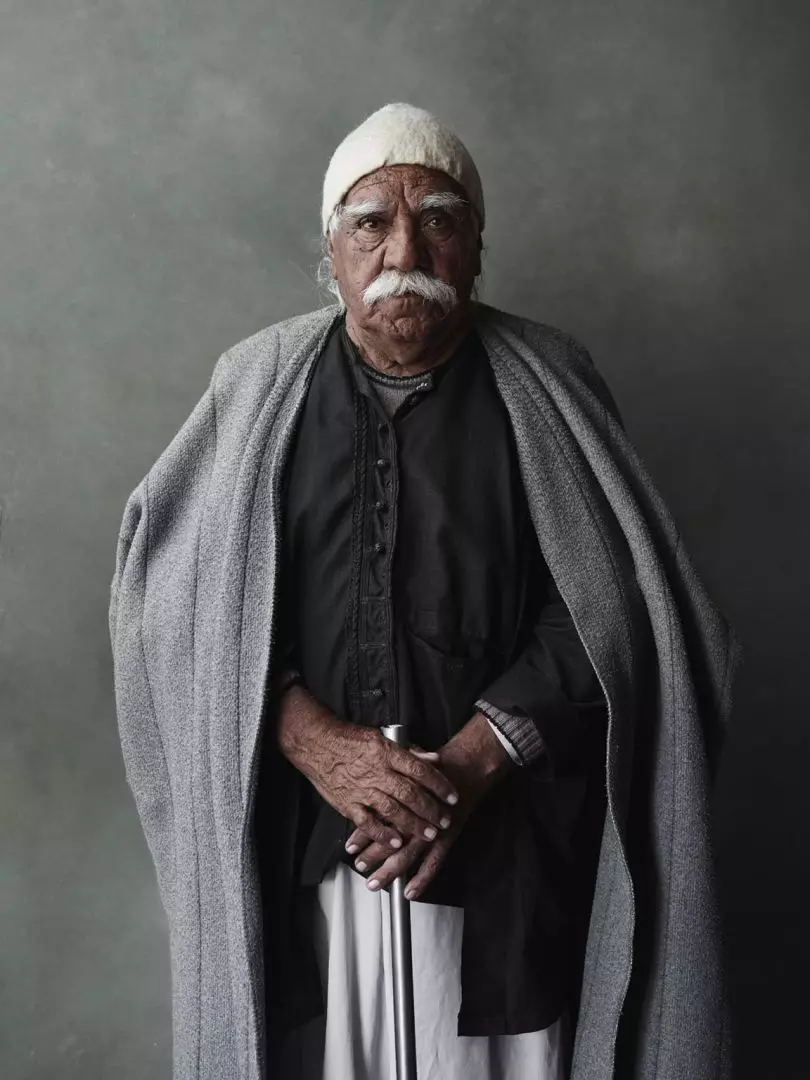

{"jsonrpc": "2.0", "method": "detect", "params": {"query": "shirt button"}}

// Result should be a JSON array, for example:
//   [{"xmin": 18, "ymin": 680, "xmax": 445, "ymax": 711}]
[
  {"xmin": 374, "ymin": 457, "xmax": 389, "ymax": 468},
  {"xmin": 373, "ymin": 500, "xmax": 387, "ymax": 511}
]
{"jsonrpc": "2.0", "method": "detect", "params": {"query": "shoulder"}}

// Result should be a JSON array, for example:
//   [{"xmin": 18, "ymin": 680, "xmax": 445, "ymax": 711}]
[
  {"xmin": 133, "ymin": 306, "xmax": 343, "ymax": 550},
  {"xmin": 472, "ymin": 301, "xmax": 596, "ymax": 376},
  {"xmin": 473, "ymin": 302, "xmax": 624, "ymax": 428},
  {"xmin": 211, "ymin": 304, "xmax": 342, "ymax": 397}
]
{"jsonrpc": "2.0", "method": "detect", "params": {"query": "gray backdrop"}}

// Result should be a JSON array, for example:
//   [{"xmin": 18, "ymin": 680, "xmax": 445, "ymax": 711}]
[{"xmin": 1, "ymin": 1, "xmax": 807, "ymax": 1077}]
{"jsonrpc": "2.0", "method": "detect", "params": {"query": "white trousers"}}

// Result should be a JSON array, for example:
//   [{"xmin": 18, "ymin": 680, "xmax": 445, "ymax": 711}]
[{"xmin": 273, "ymin": 860, "xmax": 571, "ymax": 1080}]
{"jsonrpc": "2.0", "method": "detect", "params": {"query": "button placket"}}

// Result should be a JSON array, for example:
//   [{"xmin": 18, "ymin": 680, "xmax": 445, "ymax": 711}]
[{"xmin": 356, "ymin": 419, "xmax": 397, "ymax": 727}]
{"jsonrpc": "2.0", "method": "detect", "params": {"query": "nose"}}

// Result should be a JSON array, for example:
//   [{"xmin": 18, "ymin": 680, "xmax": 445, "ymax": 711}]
[{"xmin": 382, "ymin": 213, "xmax": 426, "ymax": 274}]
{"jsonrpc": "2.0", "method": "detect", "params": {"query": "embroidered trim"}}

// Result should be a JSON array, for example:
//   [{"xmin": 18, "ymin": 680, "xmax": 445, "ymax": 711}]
[{"xmin": 344, "ymin": 383, "xmax": 367, "ymax": 722}]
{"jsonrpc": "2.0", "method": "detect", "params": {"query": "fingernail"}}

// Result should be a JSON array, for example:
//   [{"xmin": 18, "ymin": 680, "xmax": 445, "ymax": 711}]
[
  {"xmin": 446, "ymin": 793, "xmax": 458, "ymax": 805},
  {"xmin": 439, "ymin": 815, "xmax": 451, "ymax": 829},
  {"xmin": 404, "ymin": 887, "xmax": 416, "ymax": 900},
  {"xmin": 424, "ymin": 826, "xmax": 437, "ymax": 840},
  {"xmin": 355, "ymin": 861, "xmax": 367, "ymax": 872},
  {"xmin": 367, "ymin": 879, "xmax": 380, "ymax": 891},
  {"xmin": 390, "ymin": 837, "xmax": 402, "ymax": 848},
  {"xmin": 346, "ymin": 844, "xmax": 359, "ymax": 854}
]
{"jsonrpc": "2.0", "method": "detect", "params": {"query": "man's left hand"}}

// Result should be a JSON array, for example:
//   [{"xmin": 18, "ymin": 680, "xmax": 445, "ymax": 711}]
[{"xmin": 343, "ymin": 712, "xmax": 515, "ymax": 900}]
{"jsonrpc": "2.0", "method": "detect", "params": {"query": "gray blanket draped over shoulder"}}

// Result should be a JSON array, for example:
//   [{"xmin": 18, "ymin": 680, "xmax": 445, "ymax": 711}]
[{"xmin": 108, "ymin": 300, "xmax": 743, "ymax": 1080}]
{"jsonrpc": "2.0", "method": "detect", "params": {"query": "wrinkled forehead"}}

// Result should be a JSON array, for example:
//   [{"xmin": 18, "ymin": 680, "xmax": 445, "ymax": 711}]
[{"xmin": 342, "ymin": 163, "xmax": 471, "ymax": 210}]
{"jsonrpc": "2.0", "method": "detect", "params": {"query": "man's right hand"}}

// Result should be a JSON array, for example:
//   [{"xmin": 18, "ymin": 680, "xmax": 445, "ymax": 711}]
[{"xmin": 275, "ymin": 683, "xmax": 459, "ymax": 850}]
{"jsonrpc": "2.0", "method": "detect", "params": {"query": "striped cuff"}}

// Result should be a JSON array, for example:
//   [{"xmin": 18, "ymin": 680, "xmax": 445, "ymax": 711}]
[
  {"xmin": 475, "ymin": 699, "xmax": 546, "ymax": 766},
  {"xmin": 483, "ymin": 716, "xmax": 523, "ymax": 766}
]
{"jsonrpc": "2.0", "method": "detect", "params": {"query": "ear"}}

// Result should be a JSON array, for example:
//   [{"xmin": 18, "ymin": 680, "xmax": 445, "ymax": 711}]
[
  {"xmin": 472, "ymin": 235, "xmax": 482, "ymax": 277},
  {"xmin": 326, "ymin": 234, "xmax": 339, "ymax": 278}
]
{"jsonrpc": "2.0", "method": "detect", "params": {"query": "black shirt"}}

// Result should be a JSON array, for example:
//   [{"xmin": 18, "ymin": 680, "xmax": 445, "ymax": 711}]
[{"xmin": 258, "ymin": 315, "xmax": 608, "ymax": 1042}]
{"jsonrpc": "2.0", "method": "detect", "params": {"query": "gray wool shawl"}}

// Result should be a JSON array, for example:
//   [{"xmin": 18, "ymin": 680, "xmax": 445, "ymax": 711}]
[{"xmin": 108, "ymin": 301, "xmax": 743, "ymax": 1080}]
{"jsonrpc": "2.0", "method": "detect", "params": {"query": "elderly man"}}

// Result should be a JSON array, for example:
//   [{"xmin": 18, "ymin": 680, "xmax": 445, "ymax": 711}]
[{"xmin": 108, "ymin": 104, "xmax": 742, "ymax": 1080}]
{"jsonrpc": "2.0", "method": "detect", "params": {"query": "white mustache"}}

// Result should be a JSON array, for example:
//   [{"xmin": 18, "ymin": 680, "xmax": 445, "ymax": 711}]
[{"xmin": 362, "ymin": 269, "xmax": 459, "ymax": 311}]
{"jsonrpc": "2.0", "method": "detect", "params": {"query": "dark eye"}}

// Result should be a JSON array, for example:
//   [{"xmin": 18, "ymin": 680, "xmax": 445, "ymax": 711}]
[
  {"xmin": 358, "ymin": 215, "xmax": 383, "ymax": 231},
  {"xmin": 423, "ymin": 212, "xmax": 454, "ymax": 232}
]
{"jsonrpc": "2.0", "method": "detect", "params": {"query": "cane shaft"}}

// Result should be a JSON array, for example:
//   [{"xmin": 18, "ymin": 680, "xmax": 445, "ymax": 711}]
[{"xmin": 380, "ymin": 724, "xmax": 418, "ymax": 1080}]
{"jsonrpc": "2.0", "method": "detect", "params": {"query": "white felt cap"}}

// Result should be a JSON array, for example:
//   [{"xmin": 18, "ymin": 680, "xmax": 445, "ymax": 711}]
[{"xmin": 321, "ymin": 103, "xmax": 485, "ymax": 235}]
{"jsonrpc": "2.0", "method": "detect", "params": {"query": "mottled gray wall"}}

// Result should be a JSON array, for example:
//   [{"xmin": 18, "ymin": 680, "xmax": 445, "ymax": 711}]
[{"xmin": 1, "ymin": 1, "xmax": 807, "ymax": 1077}]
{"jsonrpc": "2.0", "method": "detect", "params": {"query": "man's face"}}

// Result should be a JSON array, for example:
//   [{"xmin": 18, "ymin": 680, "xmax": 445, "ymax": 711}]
[{"xmin": 327, "ymin": 164, "xmax": 482, "ymax": 346}]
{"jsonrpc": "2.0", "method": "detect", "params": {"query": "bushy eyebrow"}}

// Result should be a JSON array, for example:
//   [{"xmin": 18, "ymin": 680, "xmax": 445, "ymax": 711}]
[
  {"xmin": 338, "ymin": 192, "xmax": 470, "ymax": 226},
  {"xmin": 417, "ymin": 192, "xmax": 470, "ymax": 215},
  {"xmin": 338, "ymin": 199, "xmax": 390, "ymax": 224}
]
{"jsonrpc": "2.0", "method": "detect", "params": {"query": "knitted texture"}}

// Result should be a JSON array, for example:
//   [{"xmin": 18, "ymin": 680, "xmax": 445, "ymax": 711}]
[
  {"xmin": 475, "ymin": 698, "xmax": 545, "ymax": 765},
  {"xmin": 109, "ymin": 300, "xmax": 742, "ymax": 1079},
  {"xmin": 321, "ymin": 103, "xmax": 485, "ymax": 234}
]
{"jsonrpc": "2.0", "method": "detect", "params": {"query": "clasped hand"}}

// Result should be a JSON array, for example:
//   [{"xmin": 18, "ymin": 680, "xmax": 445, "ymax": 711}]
[
  {"xmin": 277, "ymin": 690, "xmax": 511, "ymax": 902},
  {"xmin": 343, "ymin": 740, "xmax": 477, "ymax": 900}
]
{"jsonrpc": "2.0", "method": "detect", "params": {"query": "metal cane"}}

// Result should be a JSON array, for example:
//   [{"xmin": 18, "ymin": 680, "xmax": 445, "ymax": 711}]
[{"xmin": 380, "ymin": 724, "xmax": 418, "ymax": 1080}]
